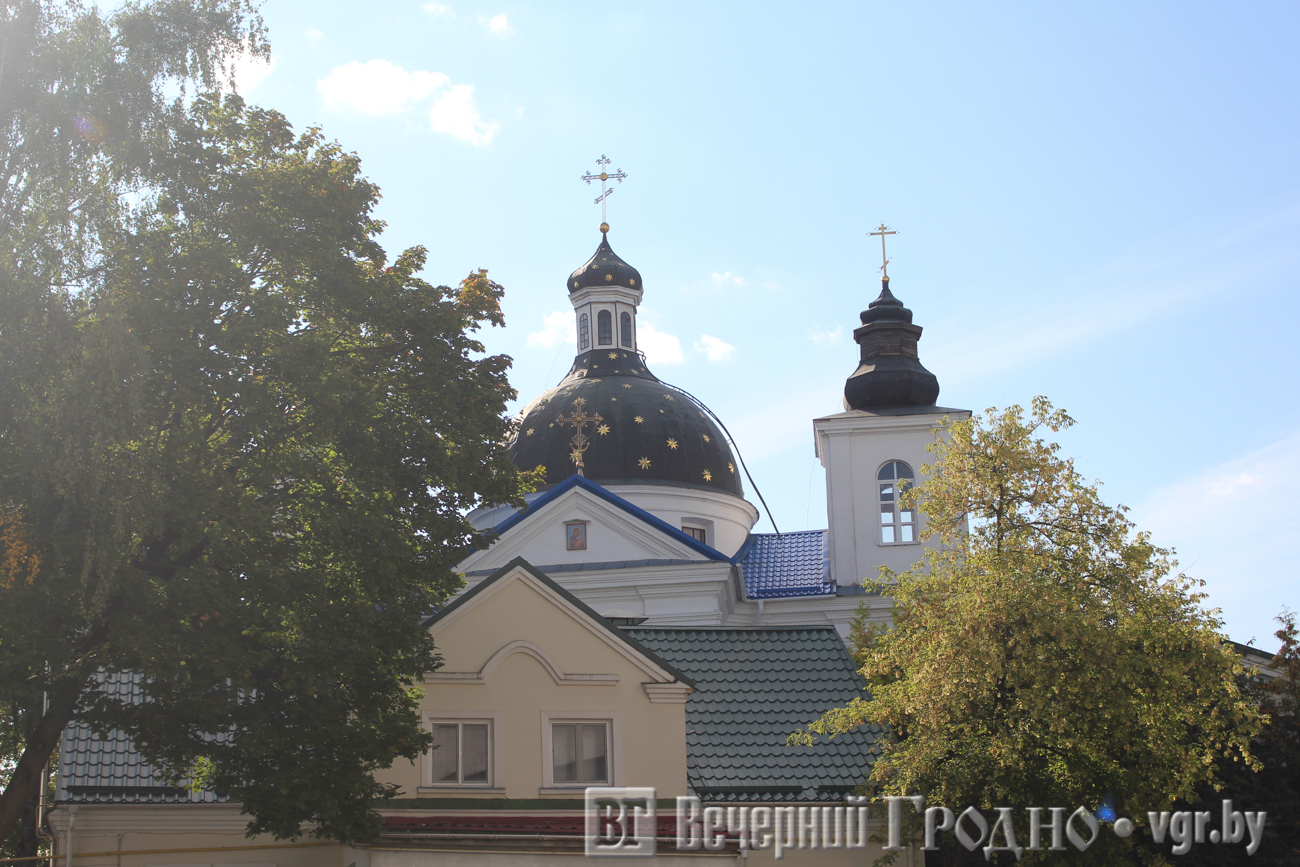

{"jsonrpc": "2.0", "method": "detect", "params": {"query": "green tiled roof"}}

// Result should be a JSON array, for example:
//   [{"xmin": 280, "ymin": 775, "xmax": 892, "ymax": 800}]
[{"xmin": 624, "ymin": 626, "xmax": 879, "ymax": 802}]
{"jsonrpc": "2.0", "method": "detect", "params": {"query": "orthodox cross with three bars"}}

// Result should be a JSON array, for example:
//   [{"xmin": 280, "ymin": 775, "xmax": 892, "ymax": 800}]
[
  {"xmin": 870, "ymin": 223, "xmax": 897, "ymax": 279},
  {"xmin": 581, "ymin": 155, "xmax": 628, "ymax": 227},
  {"xmin": 554, "ymin": 397, "xmax": 604, "ymax": 476}
]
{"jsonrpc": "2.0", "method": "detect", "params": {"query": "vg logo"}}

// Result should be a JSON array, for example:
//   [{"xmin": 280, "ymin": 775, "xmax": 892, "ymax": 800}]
[{"xmin": 584, "ymin": 787, "xmax": 657, "ymax": 857}]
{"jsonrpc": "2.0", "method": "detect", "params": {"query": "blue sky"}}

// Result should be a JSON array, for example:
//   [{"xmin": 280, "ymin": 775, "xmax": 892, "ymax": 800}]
[{"xmin": 230, "ymin": 1, "xmax": 1298, "ymax": 648}]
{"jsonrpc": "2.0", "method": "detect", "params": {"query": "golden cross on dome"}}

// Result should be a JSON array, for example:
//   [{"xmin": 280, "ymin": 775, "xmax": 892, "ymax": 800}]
[
  {"xmin": 581, "ymin": 155, "xmax": 628, "ymax": 230},
  {"xmin": 870, "ymin": 223, "xmax": 897, "ymax": 278},
  {"xmin": 554, "ymin": 399, "xmax": 604, "ymax": 476}
]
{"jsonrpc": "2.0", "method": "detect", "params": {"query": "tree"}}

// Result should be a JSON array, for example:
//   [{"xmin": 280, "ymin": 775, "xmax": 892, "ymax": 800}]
[
  {"xmin": 793, "ymin": 398, "xmax": 1262, "ymax": 864},
  {"xmin": 1, "ymin": 82, "xmax": 532, "ymax": 856},
  {"xmin": 1172, "ymin": 609, "xmax": 1299, "ymax": 866},
  {"xmin": 2, "ymin": 0, "xmax": 267, "ymax": 854}
]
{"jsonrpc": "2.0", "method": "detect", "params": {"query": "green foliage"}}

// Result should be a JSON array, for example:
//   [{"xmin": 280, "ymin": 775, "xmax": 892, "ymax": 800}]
[
  {"xmin": 1170, "ymin": 610, "xmax": 1300, "ymax": 866},
  {"xmin": 792, "ymin": 398, "xmax": 1262, "ymax": 863},
  {"xmin": 0, "ymin": 0, "xmax": 535, "ymax": 844}
]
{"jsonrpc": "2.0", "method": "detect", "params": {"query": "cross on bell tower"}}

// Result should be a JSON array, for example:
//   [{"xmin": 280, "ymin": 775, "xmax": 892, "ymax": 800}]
[{"xmin": 869, "ymin": 223, "xmax": 897, "ymax": 280}]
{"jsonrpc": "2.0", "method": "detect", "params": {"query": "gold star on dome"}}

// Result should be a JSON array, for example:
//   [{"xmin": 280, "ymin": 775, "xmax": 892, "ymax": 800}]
[
  {"xmin": 597, "ymin": 424, "xmax": 610, "ymax": 436},
  {"xmin": 549, "ymin": 423, "xmax": 555, "ymax": 428},
  {"xmin": 702, "ymin": 469, "xmax": 713, "ymax": 481},
  {"xmin": 609, "ymin": 352, "xmax": 619, "ymax": 359},
  {"xmin": 667, "ymin": 438, "xmax": 679, "ymax": 450},
  {"xmin": 663, "ymin": 394, "xmax": 674, "ymax": 401},
  {"xmin": 622, "ymin": 383, "xmax": 632, "ymax": 388},
  {"xmin": 634, "ymin": 416, "xmax": 644, "ymax": 424},
  {"xmin": 659, "ymin": 409, "xmax": 665, "ymax": 414},
  {"xmin": 638, "ymin": 457, "xmax": 651, "ymax": 469},
  {"xmin": 702, "ymin": 434, "xmax": 710, "ymax": 443},
  {"xmin": 728, "ymin": 462, "xmax": 735, "ymax": 473},
  {"xmin": 527, "ymin": 428, "xmax": 535, "ymax": 436},
  {"xmin": 605, "ymin": 274, "xmax": 614, "ymax": 281},
  {"xmin": 573, "ymin": 397, "xmax": 586, "ymax": 407},
  {"xmin": 629, "ymin": 278, "xmax": 636, "ymax": 285},
  {"xmin": 573, "ymin": 281, "xmax": 579, "ymax": 288},
  {"xmin": 610, "ymin": 397, "xmax": 617, "ymax": 401}
]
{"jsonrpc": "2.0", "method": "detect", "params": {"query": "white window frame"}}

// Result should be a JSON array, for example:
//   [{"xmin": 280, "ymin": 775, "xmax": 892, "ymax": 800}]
[
  {"xmin": 420, "ymin": 711, "xmax": 504, "ymax": 793},
  {"xmin": 539, "ymin": 710, "xmax": 622, "ymax": 794},
  {"xmin": 878, "ymin": 460, "xmax": 919, "ymax": 546}
]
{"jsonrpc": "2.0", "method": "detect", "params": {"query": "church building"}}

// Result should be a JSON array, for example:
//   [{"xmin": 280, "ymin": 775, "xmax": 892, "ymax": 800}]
[{"xmin": 49, "ymin": 215, "xmax": 967, "ymax": 866}]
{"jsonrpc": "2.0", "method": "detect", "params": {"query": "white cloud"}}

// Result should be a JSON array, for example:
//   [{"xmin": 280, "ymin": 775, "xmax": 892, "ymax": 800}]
[
  {"xmin": 694, "ymin": 334, "xmax": 735, "ymax": 362},
  {"xmin": 220, "ymin": 51, "xmax": 276, "ymax": 94},
  {"xmin": 429, "ymin": 84, "xmax": 500, "ymax": 146},
  {"xmin": 526, "ymin": 311, "xmax": 574, "ymax": 348},
  {"xmin": 710, "ymin": 271, "xmax": 746, "ymax": 288},
  {"xmin": 305, "ymin": 28, "xmax": 323, "ymax": 46},
  {"xmin": 1133, "ymin": 433, "xmax": 1300, "ymax": 646},
  {"xmin": 808, "ymin": 325, "xmax": 845, "ymax": 344},
  {"xmin": 318, "ymin": 60, "xmax": 448, "ymax": 116},
  {"xmin": 424, "ymin": 2, "xmax": 452, "ymax": 13},
  {"xmin": 483, "ymin": 13, "xmax": 512, "ymax": 33},
  {"xmin": 638, "ymin": 323, "xmax": 682, "ymax": 365},
  {"xmin": 317, "ymin": 61, "xmax": 498, "ymax": 146}
]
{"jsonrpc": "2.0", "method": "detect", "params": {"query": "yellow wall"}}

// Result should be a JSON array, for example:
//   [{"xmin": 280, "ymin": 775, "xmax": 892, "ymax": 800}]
[{"xmin": 377, "ymin": 568, "xmax": 690, "ymax": 798}]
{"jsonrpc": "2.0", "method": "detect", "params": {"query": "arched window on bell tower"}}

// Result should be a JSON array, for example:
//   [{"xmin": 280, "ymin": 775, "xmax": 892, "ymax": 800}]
[
  {"xmin": 878, "ymin": 460, "xmax": 916, "ymax": 544},
  {"xmin": 620, "ymin": 312, "xmax": 632, "ymax": 348},
  {"xmin": 597, "ymin": 310, "xmax": 612, "ymax": 345},
  {"xmin": 579, "ymin": 313, "xmax": 590, "ymax": 350}
]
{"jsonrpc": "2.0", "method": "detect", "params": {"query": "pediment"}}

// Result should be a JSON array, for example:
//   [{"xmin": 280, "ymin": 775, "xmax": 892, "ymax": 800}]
[{"xmin": 458, "ymin": 482, "xmax": 716, "ymax": 574}]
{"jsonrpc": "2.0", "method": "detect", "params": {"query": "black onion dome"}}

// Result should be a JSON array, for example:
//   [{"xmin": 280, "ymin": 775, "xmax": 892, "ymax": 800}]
[
  {"xmin": 843, "ymin": 277, "xmax": 940, "ymax": 409},
  {"xmin": 509, "ymin": 349, "xmax": 743, "ymax": 497},
  {"xmin": 567, "ymin": 232, "xmax": 643, "ymax": 294}
]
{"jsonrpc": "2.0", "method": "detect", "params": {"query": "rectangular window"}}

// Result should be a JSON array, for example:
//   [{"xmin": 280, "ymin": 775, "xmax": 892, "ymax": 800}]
[
  {"xmin": 879, "ymin": 482, "xmax": 916, "ymax": 545},
  {"xmin": 598, "ymin": 310, "xmax": 613, "ymax": 345},
  {"xmin": 682, "ymin": 526, "xmax": 706, "ymax": 543},
  {"xmin": 552, "ymin": 723, "xmax": 609, "ymax": 784},
  {"xmin": 431, "ymin": 721, "xmax": 491, "ymax": 785}
]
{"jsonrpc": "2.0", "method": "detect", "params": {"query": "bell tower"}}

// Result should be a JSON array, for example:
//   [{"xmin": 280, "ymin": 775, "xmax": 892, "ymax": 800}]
[{"xmin": 814, "ymin": 231, "xmax": 969, "ymax": 587}]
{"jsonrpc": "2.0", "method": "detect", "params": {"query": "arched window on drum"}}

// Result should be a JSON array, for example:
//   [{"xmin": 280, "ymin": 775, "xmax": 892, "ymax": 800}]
[
  {"xmin": 597, "ymin": 310, "xmax": 612, "ymax": 345},
  {"xmin": 878, "ymin": 461, "xmax": 916, "ymax": 544},
  {"xmin": 620, "ymin": 312, "xmax": 632, "ymax": 347},
  {"xmin": 579, "ymin": 313, "xmax": 590, "ymax": 350}
]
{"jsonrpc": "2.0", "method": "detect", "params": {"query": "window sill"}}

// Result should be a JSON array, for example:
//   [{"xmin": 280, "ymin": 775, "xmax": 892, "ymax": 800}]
[
  {"xmin": 538, "ymin": 786, "xmax": 608, "ymax": 796},
  {"xmin": 417, "ymin": 786, "xmax": 507, "ymax": 794}
]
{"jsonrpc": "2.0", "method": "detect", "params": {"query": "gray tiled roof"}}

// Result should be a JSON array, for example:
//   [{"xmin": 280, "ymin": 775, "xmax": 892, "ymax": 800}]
[
  {"xmin": 735, "ymin": 531, "xmax": 834, "ymax": 599},
  {"xmin": 624, "ymin": 626, "xmax": 879, "ymax": 802},
  {"xmin": 56, "ymin": 672, "xmax": 223, "ymax": 805}
]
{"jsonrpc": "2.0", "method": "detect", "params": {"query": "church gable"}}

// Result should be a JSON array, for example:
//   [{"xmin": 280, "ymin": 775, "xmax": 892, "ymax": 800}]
[
  {"xmin": 457, "ymin": 476, "xmax": 725, "ymax": 574},
  {"xmin": 424, "ymin": 557, "xmax": 692, "ymax": 689}
]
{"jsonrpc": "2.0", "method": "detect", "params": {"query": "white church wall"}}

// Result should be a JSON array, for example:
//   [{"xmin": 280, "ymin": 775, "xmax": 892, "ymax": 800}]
[
  {"xmin": 814, "ymin": 408, "xmax": 971, "ymax": 588},
  {"xmin": 604, "ymin": 484, "xmax": 758, "ymax": 557}
]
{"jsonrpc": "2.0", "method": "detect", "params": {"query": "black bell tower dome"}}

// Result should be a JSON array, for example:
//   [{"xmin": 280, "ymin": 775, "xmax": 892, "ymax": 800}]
[{"xmin": 842, "ymin": 275, "xmax": 940, "ymax": 410}]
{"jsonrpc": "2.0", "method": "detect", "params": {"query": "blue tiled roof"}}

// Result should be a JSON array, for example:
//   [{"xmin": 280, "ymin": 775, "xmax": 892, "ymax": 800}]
[
  {"xmin": 735, "ymin": 530, "xmax": 833, "ymax": 599},
  {"xmin": 626, "ymin": 626, "xmax": 878, "ymax": 802},
  {"xmin": 56, "ymin": 672, "xmax": 225, "ymax": 805}
]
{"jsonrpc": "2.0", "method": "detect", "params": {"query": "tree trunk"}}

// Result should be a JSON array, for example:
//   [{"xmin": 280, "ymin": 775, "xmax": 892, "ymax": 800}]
[{"xmin": 0, "ymin": 680, "xmax": 84, "ymax": 845}]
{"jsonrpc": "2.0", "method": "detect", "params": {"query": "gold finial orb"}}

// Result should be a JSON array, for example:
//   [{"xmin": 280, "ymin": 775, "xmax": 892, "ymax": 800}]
[
  {"xmin": 600, "ymin": 172, "xmax": 608, "ymax": 181},
  {"xmin": 600, "ymin": 222, "xmax": 610, "ymax": 233}
]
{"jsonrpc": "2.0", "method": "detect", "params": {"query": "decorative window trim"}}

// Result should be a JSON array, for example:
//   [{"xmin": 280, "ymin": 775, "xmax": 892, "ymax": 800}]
[
  {"xmin": 539, "ymin": 710, "xmax": 622, "ymax": 791},
  {"xmin": 421, "ymin": 710, "xmax": 504, "ymax": 789}
]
